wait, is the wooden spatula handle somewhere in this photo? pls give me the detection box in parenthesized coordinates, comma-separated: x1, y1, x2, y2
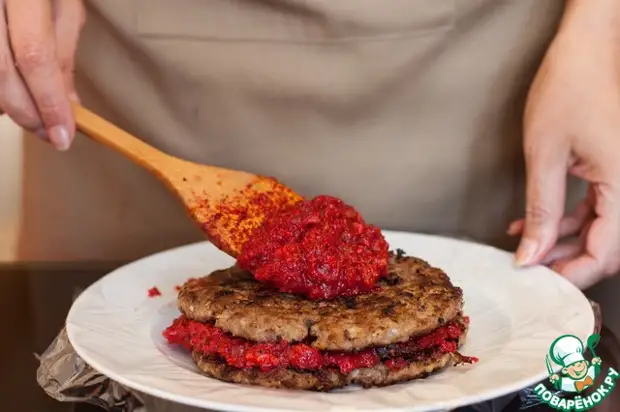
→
(72, 103, 170, 171)
(71, 104, 302, 257)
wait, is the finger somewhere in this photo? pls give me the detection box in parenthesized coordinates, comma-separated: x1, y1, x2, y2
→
(557, 200, 594, 239)
(7, 0, 75, 150)
(555, 185, 620, 289)
(515, 137, 570, 266)
(540, 241, 583, 266)
(0, 5, 42, 132)
(549, 218, 593, 277)
(508, 196, 594, 239)
(52, 0, 85, 101)
(506, 219, 524, 236)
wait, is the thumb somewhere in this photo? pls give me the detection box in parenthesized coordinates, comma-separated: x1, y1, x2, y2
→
(516, 137, 569, 266)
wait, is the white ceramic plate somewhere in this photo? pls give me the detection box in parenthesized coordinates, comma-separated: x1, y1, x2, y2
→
(67, 231, 594, 412)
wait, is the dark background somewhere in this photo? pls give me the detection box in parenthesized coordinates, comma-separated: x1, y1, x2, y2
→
(0, 263, 117, 412)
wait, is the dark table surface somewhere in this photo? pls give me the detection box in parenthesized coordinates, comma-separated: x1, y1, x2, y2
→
(0, 262, 121, 412)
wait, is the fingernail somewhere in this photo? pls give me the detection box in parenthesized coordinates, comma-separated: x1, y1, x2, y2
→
(48, 125, 71, 151)
(515, 238, 539, 266)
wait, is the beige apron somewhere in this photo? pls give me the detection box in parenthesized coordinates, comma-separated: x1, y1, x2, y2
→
(18, 0, 568, 261)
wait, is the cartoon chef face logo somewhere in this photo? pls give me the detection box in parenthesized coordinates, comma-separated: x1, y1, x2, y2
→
(546, 334, 602, 393)
(565, 360, 589, 380)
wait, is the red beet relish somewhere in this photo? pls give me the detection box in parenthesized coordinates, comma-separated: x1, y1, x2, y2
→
(237, 195, 389, 300)
(163, 315, 475, 374)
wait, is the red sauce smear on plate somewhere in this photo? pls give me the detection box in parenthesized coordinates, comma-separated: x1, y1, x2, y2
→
(237, 195, 389, 300)
(163, 315, 475, 373)
(147, 287, 162, 297)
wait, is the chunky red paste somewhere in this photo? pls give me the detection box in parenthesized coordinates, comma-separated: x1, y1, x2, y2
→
(237, 195, 389, 300)
(163, 315, 473, 374)
(194, 177, 302, 257)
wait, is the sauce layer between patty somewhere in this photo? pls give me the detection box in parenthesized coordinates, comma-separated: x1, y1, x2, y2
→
(164, 315, 476, 374)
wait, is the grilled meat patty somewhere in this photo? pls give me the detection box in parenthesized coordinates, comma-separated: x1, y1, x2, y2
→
(191, 330, 469, 391)
(178, 252, 464, 351)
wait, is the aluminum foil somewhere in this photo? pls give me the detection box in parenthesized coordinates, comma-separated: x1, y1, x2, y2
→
(35, 296, 602, 412)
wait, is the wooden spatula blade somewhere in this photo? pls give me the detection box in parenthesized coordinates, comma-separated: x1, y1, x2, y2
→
(168, 164, 303, 256)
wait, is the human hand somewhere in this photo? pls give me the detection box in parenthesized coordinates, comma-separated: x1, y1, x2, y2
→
(1, 0, 85, 150)
(508, 3, 620, 289)
(549, 374, 560, 384)
(592, 357, 602, 366)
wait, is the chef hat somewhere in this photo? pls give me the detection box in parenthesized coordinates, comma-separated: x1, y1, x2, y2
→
(550, 335, 585, 367)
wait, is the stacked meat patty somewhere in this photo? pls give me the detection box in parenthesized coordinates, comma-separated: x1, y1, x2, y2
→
(163, 251, 476, 391)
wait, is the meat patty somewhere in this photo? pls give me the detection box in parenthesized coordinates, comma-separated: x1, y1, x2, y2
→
(191, 329, 469, 391)
(178, 252, 463, 351)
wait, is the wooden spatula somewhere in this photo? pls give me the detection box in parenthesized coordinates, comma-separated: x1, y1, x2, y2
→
(72, 104, 303, 257)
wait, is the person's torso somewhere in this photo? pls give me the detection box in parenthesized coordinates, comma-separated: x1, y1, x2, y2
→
(19, 0, 568, 261)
